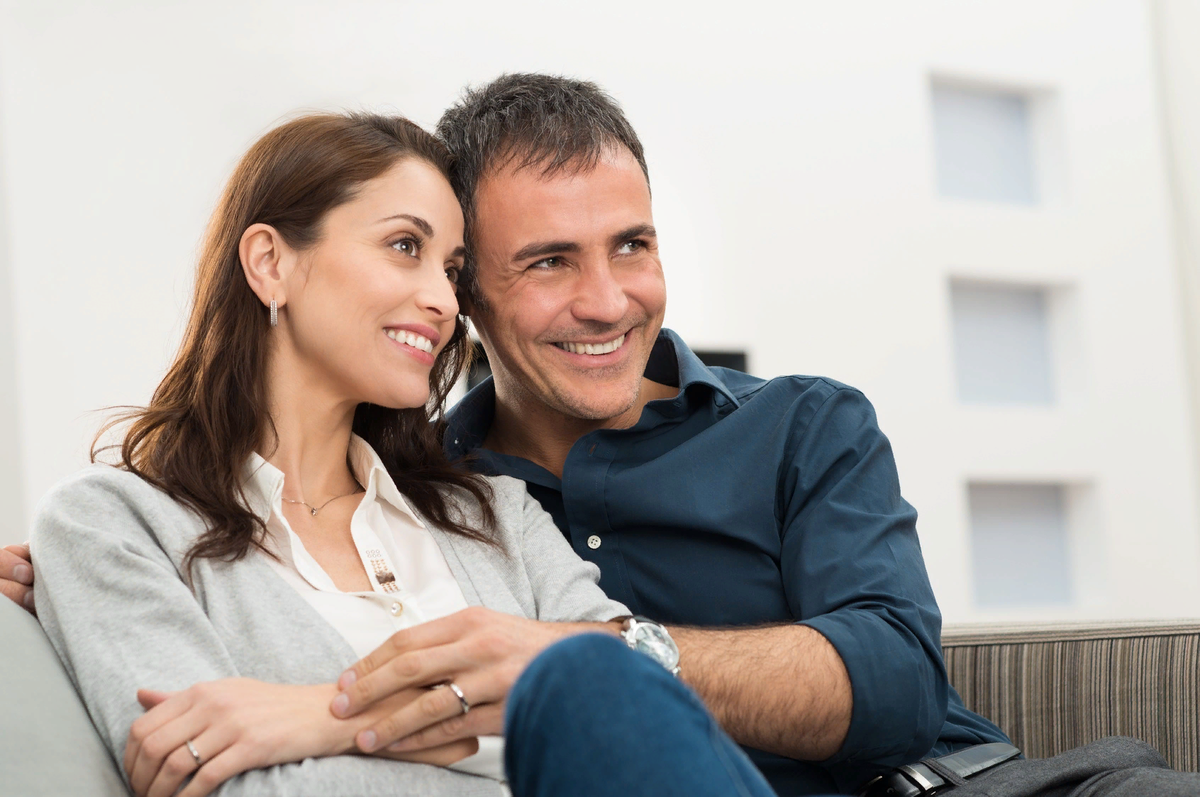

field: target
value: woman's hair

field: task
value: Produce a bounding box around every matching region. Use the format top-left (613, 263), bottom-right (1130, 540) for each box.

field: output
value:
top-left (95, 112), bottom-right (495, 575)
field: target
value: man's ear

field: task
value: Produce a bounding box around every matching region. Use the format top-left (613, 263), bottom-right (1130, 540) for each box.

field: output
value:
top-left (239, 223), bottom-right (293, 310)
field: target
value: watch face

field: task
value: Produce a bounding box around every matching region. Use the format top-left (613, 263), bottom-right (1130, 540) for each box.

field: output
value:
top-left (632, 622), bottom-right (680, 670)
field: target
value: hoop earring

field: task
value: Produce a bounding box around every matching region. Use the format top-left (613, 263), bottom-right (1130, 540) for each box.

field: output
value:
top-left (270, 299), bottom-right (278, 327)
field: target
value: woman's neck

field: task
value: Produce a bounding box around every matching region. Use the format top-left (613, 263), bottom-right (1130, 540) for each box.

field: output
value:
top-left (264, 345), bottom-right (361, 503)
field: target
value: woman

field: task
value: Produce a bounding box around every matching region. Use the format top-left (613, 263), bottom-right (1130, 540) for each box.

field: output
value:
top-left (31, 112), bottom-right (779, 797)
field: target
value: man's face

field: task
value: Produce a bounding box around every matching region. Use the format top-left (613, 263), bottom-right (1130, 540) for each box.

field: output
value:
top-left (469, 147), bottom-right (666, 422)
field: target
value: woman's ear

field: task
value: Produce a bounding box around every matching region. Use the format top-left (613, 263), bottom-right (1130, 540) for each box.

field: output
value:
top-left (239, 223), bottom-right (292, 309)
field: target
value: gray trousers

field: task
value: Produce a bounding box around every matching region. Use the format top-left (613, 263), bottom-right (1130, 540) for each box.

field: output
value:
top-left (940, 737), bottom-right (1200, 796)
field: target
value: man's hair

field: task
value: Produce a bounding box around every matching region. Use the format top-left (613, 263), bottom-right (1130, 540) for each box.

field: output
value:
top-left (436, 73), bottom-right (650, 303)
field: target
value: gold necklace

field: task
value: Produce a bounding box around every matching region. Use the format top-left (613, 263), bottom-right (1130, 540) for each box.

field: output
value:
top-left (282, 481), bottom-right (364, 517)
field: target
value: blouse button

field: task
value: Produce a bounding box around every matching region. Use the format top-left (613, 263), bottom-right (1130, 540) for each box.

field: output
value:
top-left (587, 535), bottom-right (601, 550)
top-left (390, 602), bottom-right (403, 616)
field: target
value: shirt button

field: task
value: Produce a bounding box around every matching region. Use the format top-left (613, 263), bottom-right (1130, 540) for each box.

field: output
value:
top-left (587, 535), bottom-right (601, 550)
top-left (390, 602), bottom-right (403, 616)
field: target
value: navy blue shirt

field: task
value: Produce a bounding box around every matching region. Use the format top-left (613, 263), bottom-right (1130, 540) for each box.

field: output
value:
top-left (445, 330), bottom-right (1007, 795)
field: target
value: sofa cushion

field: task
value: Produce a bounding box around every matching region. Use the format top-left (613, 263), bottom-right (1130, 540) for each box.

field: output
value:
top-left (943, 620), bottom-right (1200, 773)
top-left (0, 597), bottom-right (128, 796)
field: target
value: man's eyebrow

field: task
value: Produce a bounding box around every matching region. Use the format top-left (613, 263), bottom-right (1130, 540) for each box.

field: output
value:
top-left (377, 214), bottom-right (434, 237)
top-left (511, 239), bottom-right (581, 263)
top-left (611, 224), bottom-right (657, 245)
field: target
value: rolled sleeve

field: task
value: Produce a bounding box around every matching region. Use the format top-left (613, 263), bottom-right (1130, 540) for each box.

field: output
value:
top-left (779, 387), bottom-right (948, 768)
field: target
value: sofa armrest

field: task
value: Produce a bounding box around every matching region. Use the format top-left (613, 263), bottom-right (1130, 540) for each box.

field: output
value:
top-left (942, 620), bottom-right (1200, 772)
top-left (0, 596), bottom-right (129, 795)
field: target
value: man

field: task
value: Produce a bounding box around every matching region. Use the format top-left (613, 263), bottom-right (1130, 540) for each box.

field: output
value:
top-left (6, 75), bottom-right (1190, 795)
top-left (326, 73), bottom-right (1008, 796)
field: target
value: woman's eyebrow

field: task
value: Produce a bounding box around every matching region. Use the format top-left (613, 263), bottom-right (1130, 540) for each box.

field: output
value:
top-left (377, 213), bottom-right (433, 237)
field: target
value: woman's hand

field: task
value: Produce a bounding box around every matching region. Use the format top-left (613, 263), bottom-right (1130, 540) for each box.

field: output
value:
top-left (125, 678), bottom-right (479, 797)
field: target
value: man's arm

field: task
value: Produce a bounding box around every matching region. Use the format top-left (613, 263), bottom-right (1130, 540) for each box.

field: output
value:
top-left (0, 542), bottom-right (35, 613)
top-left (337, 387), bottom-right (947, 768)
top-left (669, 624), bottom-right (851, 760)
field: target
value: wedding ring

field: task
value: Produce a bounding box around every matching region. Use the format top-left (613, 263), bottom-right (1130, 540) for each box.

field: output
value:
top-left (185, 739), bottom-right (202, 767)
top-left (431, 681), bottom-right (471, 715)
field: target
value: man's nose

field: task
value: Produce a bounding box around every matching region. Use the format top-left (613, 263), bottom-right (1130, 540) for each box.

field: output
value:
top-left (571, 260), bottom-right (629, 324)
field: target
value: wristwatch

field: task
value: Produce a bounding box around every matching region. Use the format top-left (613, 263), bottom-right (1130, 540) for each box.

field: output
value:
top-left (619, 616), bottom-right (681, 676)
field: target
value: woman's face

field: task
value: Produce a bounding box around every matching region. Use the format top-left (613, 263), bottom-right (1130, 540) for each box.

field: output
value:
top-left (279, 158), bottom-right (465, 410)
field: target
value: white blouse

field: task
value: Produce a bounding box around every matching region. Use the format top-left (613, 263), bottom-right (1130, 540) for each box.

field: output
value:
top-left (242, 435), bottom-right (506, 785)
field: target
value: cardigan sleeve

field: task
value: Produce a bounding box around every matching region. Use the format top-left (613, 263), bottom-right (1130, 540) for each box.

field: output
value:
top-left (511, 482), bottom-right (630, 624)
top-left (31, 466), bottom-right (500, 797)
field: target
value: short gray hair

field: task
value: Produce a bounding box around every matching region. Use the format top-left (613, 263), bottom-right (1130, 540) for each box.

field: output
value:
top-left (435, 73), bottom-right (650, 304)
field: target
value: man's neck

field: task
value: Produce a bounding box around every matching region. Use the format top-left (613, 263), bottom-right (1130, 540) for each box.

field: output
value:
top-left (483, 377), bottom-right (678, 479)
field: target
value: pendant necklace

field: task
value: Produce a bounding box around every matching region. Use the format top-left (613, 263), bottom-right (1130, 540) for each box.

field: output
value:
top-left (282, 481), bottom-right (364, 517)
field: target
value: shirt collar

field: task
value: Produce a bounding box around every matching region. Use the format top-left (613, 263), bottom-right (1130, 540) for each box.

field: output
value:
top-left (443, 328), bottom-right (740, 461)
top-left (240, 434), bottom-right (424, 526)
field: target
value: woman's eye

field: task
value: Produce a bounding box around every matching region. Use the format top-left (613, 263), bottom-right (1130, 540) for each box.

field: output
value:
top-left (391, 237), bottom-right (420, 257)
top-left (445, 266), bottom-right (461, 284)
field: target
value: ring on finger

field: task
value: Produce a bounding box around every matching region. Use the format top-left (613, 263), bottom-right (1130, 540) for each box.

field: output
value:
top-left (431, 681), bottom-right (470, 715)
top-left (185, 739), bottom-right (202, 767)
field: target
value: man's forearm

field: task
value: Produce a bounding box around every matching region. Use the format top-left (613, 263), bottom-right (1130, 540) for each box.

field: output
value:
top-left (670, 624), bottom-right (852, 761)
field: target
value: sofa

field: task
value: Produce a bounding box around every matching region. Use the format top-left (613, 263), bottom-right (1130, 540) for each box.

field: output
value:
top-left (2, 596), bottom-right (1197, 795)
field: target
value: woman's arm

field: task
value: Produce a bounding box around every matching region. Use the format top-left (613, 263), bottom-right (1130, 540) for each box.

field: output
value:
top-left (329, 479), bottom-right (631, 754)
top-left (33, 467), bottom-right (496, 797)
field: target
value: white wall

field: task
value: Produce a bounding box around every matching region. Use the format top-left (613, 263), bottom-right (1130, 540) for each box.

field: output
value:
top-left (1, 0), bottom-right (1197, 621)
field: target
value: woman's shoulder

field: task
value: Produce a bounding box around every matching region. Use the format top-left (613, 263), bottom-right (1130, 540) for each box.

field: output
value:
top-left (36, 463), bottom-right (168, 511)
top-left (31, 464), bottom-right (200, 551)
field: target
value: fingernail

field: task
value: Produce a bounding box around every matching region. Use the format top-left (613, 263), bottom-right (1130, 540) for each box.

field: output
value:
top-left (23, 591), bottom-right (35, 611)
top-left (358, 730), bottom-right (377, 751)
top-left (338, 670), bottom-right (357, 690)
top-left (331, 693), bottom-right (349, 717)
top-left (13, 564), bottom-right (32, 585)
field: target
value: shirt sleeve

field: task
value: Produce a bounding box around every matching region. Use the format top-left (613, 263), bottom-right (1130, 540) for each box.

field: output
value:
top-left (515, 485), bottom-right (631, 623)
top-left (31, 468), bottom-right (500, 797)
top-left (776, 387), bottom-right (949, 770)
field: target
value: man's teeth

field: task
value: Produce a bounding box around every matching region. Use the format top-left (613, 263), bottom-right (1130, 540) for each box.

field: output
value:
top-left (554, 334), bottom-right (626, 355)
top-left (385, 329), bottom-right (434, 353)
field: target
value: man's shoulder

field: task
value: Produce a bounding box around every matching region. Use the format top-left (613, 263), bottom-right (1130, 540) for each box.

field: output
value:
top-left (717, 367), bottom-right (867, 410)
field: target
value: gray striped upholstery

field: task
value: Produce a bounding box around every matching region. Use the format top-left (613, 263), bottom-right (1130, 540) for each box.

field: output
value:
top-left (942, 620), bottom-right (1200, 772)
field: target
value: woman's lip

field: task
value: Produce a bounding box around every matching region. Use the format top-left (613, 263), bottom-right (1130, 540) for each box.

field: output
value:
top-left (384, 322), bottom-right (441, 347)
top-left (386, 332), bottom-right (436, 365)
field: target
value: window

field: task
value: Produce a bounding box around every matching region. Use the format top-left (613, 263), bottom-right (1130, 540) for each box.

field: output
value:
top-left (951, 281), bottom-right (1054, 405)
top-left (932, 82), bottom-right (1038, 204)
top-left (968, 483), bottom-right (1072, 608)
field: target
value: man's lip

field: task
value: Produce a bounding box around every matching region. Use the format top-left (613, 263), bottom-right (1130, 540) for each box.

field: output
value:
top-left (549, 331), bottom-right (632, 360)
top-left (384, 322), bottom-right (441, 347)
top-left (549, 329), bottom-right (632, 347)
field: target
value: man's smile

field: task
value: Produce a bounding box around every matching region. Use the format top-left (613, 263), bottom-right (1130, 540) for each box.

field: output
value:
top-left (551, 332), bottom-right (627, 356)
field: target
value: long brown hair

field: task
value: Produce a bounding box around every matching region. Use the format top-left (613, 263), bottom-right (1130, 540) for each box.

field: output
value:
top-left (95, 112), bottom-right (495, 574)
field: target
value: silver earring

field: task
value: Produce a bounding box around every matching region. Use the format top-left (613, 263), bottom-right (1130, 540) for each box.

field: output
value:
top-left (269, 299), bottom-right (278, 327)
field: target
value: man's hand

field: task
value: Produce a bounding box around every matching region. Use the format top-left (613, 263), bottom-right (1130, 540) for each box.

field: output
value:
top-left (0, 543), bottom-right (35, 615)
top-left (330, 606), bottom-right (617, 754)
top-left (125, 679), bottom-right (478, 797)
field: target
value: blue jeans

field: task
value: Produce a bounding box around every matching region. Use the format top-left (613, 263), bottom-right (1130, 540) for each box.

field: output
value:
top-left (504, 633), bottom-right (804, 797)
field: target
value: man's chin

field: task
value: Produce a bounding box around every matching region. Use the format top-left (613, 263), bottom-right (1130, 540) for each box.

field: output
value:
top-left (548, 383), bottom-right (642, 423)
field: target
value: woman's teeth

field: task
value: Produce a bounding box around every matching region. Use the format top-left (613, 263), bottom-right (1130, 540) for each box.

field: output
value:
top-left (554, 334), bottom-right (626, 355)
top-left (386, 329), bottom-right (434, 353)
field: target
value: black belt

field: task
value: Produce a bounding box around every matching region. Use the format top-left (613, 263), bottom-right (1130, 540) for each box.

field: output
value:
top-left (858, 742), bottom-right (1022, 796)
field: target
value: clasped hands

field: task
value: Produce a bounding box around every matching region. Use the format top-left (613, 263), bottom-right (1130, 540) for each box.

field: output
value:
top-left (125, 607), bottom-right (600, 797)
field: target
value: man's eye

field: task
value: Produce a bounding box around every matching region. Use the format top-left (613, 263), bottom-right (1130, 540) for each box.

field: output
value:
top-left (618, 240), bottom-right (644, 254)
top-left (391, 237), bottom-right (420, 256)
top-left (529, 257), bottom-right (559, 270)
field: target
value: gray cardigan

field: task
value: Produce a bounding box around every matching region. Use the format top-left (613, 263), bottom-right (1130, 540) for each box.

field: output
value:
top-left (31, 465), bottom-right (628, 797)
